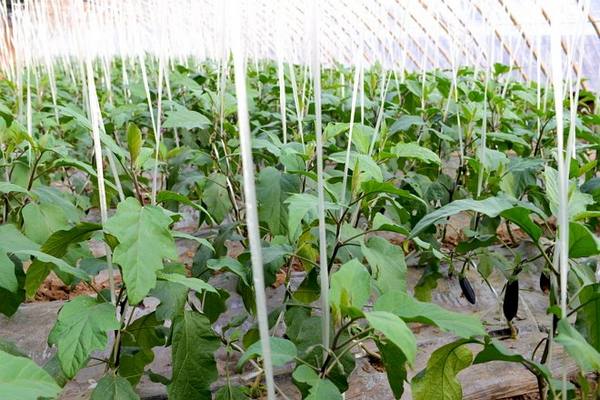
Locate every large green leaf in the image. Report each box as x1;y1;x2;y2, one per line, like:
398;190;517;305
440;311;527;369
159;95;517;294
361;237;406;294
329;259;371;318
575;284;600;351
0;224;39;293
410;196;516;238
390;115;424;133
376;340;408;399
365;311;416;364
544;167;594;220
0;256;25;317
163;107;211;130
168;311;220;400
22;202;70;244
374;291;486;338
306;378;343;400
360;181;427;206
351;124;375;154
119;312;165;385
25;223;101;297
329;151;383;182
105;198;177;304
214;385;249;400
156;190;215;224
156;271;216;294
569;222;600;258
500;207;542;242
51;158;120;192
555;318;600;373
0;182;29;195
412;339;474;400
473;338;552;383
149;280;188;321
285;193;339;239
206;257;249;285
394;142;441;165
292;365;342;400
91;374;140;400
203;173;233;224
16;249;89;283
237;337;297;369
0;350;62;400
126;123;143;164
256;167;298;235
48;296;119;378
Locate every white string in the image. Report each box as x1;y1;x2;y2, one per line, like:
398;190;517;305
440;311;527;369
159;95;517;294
230;1;275;398
311;0;331;357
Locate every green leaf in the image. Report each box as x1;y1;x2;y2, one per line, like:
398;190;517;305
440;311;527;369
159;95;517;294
486;132;530;148
157;191;216;225
351;124;375;154
285;193;339;238
156;271;216;294
256;167;298;235
119;312;165;385
555;318;600;373
329;259;371;318
237;337;297;369
25;222;101;297
105;198;177;304
15;249;89;282
48;296;120;378
22;202;70;244
306;378;343;400
52;158;119;192
412;340;474;400
500;207;542;242
203;173;233;224
374;291;486;338
91;374;140;400
410;196;516;238
0;256;25;317
171;231;214;251
372;213;410;236
126;123;143;164
163;107;211;130
214;385;249;400
360;181;427;206
0;224;39;293
390;115;424;133
206;257;249;285
365;311;416;364
473;338;552;383
376;340;408;399
0;350;62;400
0;182;29;195
544;166;594;220
168;311;219;400
362;237;406;294
150;280;188;321
575;284;600;351
292;366;342;400
394;142;441;165
329;152;383;182
569;222;600;258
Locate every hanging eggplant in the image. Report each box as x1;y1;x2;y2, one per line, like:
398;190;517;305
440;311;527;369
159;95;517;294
459;276;476;305
503;279;519;322
539;271;550;294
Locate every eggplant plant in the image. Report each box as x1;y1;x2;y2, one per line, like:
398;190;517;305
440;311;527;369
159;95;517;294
0;60;598;400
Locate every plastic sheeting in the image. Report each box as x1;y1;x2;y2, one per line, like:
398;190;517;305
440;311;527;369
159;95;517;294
1;0;599;88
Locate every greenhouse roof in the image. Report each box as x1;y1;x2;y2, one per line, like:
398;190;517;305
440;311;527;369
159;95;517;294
1;0;599;88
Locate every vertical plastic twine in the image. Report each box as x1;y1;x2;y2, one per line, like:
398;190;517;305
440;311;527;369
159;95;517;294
229;1;276;398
